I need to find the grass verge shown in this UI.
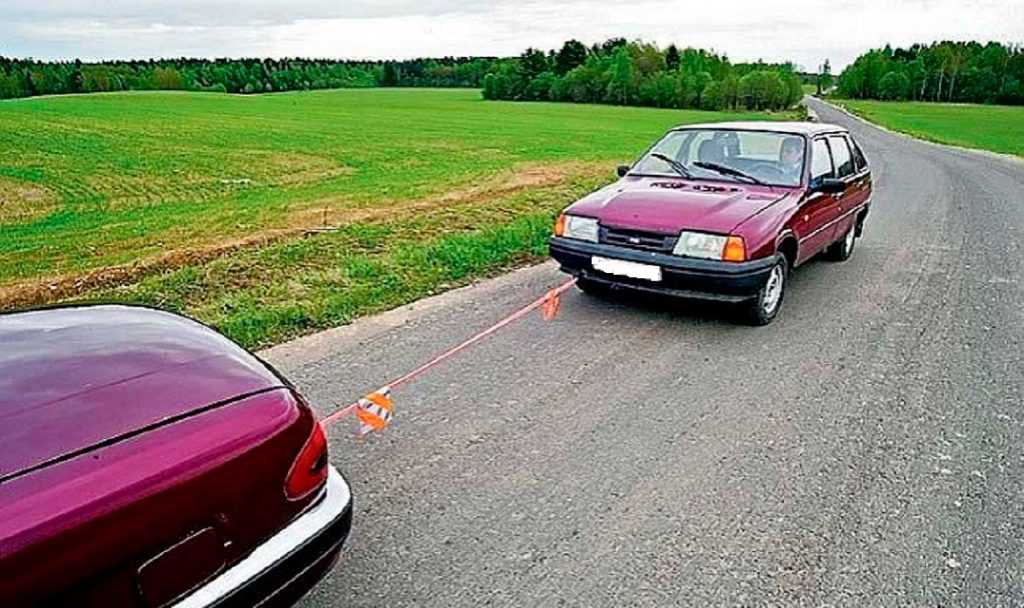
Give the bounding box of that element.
[83,169,605,348]
[836,99,1024,156]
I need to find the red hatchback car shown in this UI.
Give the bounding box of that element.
[0,306,352,607]
[550,122,871,324]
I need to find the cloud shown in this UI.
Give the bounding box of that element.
[1,0,1020,69]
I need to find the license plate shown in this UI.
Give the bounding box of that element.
[591,256,662,282]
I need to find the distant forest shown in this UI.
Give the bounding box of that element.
[482,39,804,111]
[837,41,1023,104]
[0,39,802,111]
[0,56,500,99]
[4,39,1021,107]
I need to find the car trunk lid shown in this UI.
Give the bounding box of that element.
[0,388,320,607]
[0,306,284,481]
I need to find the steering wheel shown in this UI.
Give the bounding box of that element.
[746,162,787,180]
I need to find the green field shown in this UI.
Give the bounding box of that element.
[0,88,788,346]
[838,99,1024,156]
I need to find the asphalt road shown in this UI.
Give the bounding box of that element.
[265,99,1024,607]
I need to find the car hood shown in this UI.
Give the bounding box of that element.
[566,176,789,234]
[0,306,283,479]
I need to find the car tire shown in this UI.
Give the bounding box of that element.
[739,255,787,326]
[827,225,857,261]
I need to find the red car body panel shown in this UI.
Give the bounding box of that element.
[568,179,791,238]
[0,306,343,607]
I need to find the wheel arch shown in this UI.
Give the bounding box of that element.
[775,232,799,269]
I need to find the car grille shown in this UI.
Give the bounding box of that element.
[600,226,677,253]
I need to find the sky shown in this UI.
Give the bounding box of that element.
[1,0,1020,71]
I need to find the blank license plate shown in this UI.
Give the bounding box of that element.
[591,256,662,282]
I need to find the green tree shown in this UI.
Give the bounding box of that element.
[604,47,634,105]
[153,67,184,90]
[554,40,588,75]
[520,48,550,78]
[817,59,832,94]
[665,44,681,71]
[878,70,911,99]
[381,62,400,87]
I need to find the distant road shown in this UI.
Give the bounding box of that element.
[267,98,1024,606]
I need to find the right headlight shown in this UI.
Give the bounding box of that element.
[673,231,746,261]
[555,214,599,243]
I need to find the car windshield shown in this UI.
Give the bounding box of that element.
[630,129,806,187]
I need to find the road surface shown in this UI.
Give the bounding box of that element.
[265,99,1024,606]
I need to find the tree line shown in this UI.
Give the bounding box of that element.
[483,39,804,111]
[837,41,1023,104]
[0,56,502,99]
[6,39,1020,107]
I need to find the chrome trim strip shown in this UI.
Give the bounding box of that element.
[797,203,867,244]
[173,466,351,608]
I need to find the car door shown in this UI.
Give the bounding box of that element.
[795,137,839,263]
[826,134,868,241]
[844,134,872,227]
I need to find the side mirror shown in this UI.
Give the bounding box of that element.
[616,164,630,178]
[811,177,845,194]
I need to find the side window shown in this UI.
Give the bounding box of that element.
[810,138,833,184]
[850,137,868,172]
[828,135,854,178]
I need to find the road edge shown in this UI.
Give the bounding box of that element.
[259,261,561,366]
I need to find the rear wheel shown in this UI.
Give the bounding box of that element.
[827,224,857,261]
[739,256,787,326]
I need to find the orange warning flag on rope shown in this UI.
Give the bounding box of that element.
[541,289,561,320]
[356,387,394,437]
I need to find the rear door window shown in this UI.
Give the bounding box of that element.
[827,136,854,178]
[850,137,868,173]
[810,138,834,184]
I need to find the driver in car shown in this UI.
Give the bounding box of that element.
[779,136,804,184]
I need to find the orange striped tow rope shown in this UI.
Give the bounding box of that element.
[320,277,576,437]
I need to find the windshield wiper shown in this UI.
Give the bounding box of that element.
[693,161,766,186]
[650,153,694,179]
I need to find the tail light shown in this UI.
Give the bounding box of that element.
[285,420,329,501]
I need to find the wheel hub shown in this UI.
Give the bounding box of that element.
[762,265,784,314]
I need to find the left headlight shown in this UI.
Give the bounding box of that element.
[555,214,599,243]
[673,231,746,261]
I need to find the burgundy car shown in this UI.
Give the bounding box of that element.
[0,306,352,607]
[550,122,871,324]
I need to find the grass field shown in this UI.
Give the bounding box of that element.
[0,88,789,346]
[838,99,1024,156]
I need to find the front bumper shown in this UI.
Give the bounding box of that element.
[174,466,353,608]
[549,236,774,302]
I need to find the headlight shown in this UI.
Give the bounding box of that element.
[558,214,599,243]
[673,231,746,261]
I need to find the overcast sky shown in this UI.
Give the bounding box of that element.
[1,0,1020,71]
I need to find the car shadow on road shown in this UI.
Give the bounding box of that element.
[573,285,744,326]
[570,255,836,327]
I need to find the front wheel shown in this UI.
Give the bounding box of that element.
[739,256,788,326]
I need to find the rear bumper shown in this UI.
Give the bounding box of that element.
[174,466,352,608]
[549,236,774,302]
